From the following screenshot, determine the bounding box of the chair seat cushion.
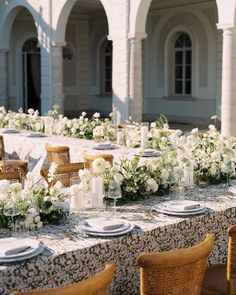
[202,264,227,294]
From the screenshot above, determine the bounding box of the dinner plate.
[160,200,204,213]
[28,132,45,138]
[0,238,42,259]
[76,223,135,237]
[2,129,19,134]
[93,145,116,150]
[78,218,132,234]
[0,243,44,263]
[153,204,207,216]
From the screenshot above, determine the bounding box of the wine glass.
[108,180,122,211]
[3,203,20,233]
[167,169,175,199]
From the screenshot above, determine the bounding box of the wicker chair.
[0,171,22,183]
[40,162,88,187]
[10,263,116,295]
[0,135,27,176]
[136,234,215,295]
[202,225,236,295]
[82,150,113,169]
[45,144,70,165]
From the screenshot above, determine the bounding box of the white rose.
[78,169,91,180]
[93,112,100,118]
[92,158,106,174]
[9,183,22,193]
[191,128,198,134]
[147,178,159,192]
[82,112,86,117]
[36,221,43,228]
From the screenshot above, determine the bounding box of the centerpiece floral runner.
[0,106,236,208]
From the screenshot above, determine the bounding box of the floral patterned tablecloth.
[0,184,236,294]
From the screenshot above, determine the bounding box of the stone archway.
[52,0,114,45]
[0,1,39,50]
[0,2,39,110]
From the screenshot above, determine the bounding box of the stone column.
[219,27,236,135]
[0,49,8,107]
[111,37,129,123]
[40,44,64,115]
[51,45,64,113]
[128,34,146,123]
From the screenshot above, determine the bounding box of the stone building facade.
[0,0,236,134]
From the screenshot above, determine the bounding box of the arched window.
[100,40,112,95]
[174,33,192,96]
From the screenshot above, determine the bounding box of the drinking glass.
[3,204,20,233]
[108,180,122,211]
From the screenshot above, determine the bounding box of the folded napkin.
[163,200,200,211]
[0,238,31,256]
[85,218,125,231]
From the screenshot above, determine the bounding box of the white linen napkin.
[86,218,125,231]
[163,200,200,211]
[0,238,31,256]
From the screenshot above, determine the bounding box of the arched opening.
[7,7,39,112]
[56,0,112,117]
[22,38,41,112]
[141,0,219,126]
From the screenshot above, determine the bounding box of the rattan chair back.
[82,151,113,169]
[41,162,87,187]
[0,171,22,183]
[0,135,27,175]
[10,263,116,295]
[227,225,236,294]
[0,135,6,168]
[45,144,70,165]
[136,234,214,295]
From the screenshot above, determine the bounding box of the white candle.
[184,166,194,187]
[117,129,124,145]
[141,123,149,148]
[44,116,53,135]
[92,176,104,208]
[70,194,83,210]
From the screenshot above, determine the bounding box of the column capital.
[51,41,67,48]
[217,22,235,31]
[128,32,147,41]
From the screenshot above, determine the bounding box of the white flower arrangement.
[0,168,69,231]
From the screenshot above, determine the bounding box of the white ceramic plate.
[0,243,44,263]
[2,129,19,134]
[28,132,45,138]
[0,238,42,259]
[77,223,135,237]
[93,145,116,150]
[153,204,207,216]
[77,218,131,234]
[159,200,204,213]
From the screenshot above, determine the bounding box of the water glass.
[3,204,20,233]
[108,180,122,211]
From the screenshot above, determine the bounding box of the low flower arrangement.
[0,171,69,230]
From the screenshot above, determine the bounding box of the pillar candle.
[141,123,149,148]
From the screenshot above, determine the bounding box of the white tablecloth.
[1,129,139,177]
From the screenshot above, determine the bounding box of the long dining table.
[0,129,137,178]
[1,184,236,294]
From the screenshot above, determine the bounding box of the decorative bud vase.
[197,175,208,188]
